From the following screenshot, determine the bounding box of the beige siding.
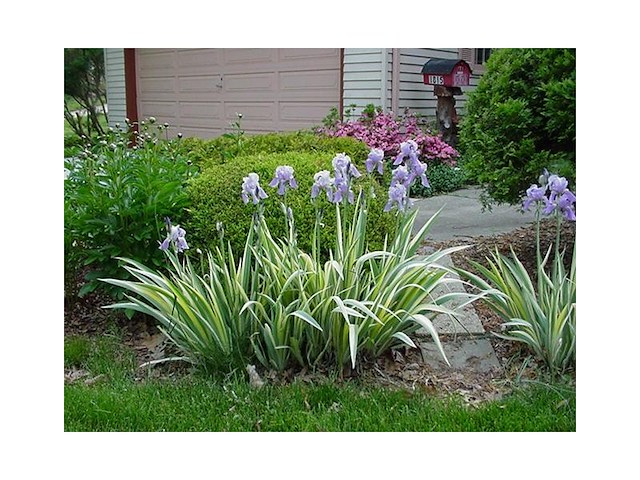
[343,48,482,122]
[342,48,387,117]
[397,48,457,118]
[104,48,126,127]
[135,48,341,138]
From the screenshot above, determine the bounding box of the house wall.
[342,48,482,120]
[341,48,389,118]
[103,48,485,137]
[104,48,126,127]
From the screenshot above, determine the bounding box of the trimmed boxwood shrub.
[176,131,369,169]
[458,48,576,205]
[184,151,396,256]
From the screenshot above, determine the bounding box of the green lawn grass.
[64,335,576,432]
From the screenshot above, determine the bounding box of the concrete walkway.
[411,187,534,372]
[411,187,536,242]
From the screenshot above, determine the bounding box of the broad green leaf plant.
[103,143,480,374]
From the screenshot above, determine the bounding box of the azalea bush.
[104,143,480,374]
[319,105,459,167]
[64,118,198,298]
[460,171,576,375]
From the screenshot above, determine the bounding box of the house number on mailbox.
[427,75,444,85]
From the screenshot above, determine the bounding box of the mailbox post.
[421,59,472,147]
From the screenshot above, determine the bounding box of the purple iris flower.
[390,165,411,187]
[241,172,268,205]
[394,139,419,166]
[269,165,298,195]
[542,188,576,221]
[332,153,361,179]
[365,148,385,174]
[548,175,569,195]
[523,184,548,211]
[410,160,430,188]
[384,183,410,212]
[311,170,334,201]
[557,190,576,221]
[332,175,355,204]
[159,223,189,253]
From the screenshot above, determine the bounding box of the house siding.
[396,48,480,119]
[343,48,481,121]
[342,48,389,117]
[104,48,126,127]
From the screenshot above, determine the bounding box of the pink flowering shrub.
[319,107,459,167]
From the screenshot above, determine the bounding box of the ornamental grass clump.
[103,147,480,374]
[460,170,576,375]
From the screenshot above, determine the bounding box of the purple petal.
[177,237,189,252]
[563,207,576,221]
[365,158,375,173]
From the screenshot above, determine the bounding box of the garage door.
[135,48,342,139]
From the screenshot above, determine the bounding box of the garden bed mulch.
[64,219,575,405]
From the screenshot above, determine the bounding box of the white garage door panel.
[223,48,277,66]
[225,73,275,93]
[139,101,177,117]
[177,76,221,94]
[139,77,175,94]
[179,103,223,129]
[137,48,341,137]
[279,49,340,67]
[279,70,340,99]
[225,102,275,121]
[280,102,336,122]
[176,49,223,74]
[137,51,175,75]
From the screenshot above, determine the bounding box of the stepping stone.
[415,253,485,336]
[418,338,502,373]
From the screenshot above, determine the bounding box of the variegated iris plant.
[103,149,478,373]
[460,171,576,376]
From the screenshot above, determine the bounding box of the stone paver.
[407,187,533,375]
[419,338,502,372]
[416,253,485,336]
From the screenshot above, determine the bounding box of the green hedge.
[458,48,576,205]
[184,151,396,256]
[176,131,370,169]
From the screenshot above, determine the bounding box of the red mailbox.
[420,59,473,147]
[421,59,472,88]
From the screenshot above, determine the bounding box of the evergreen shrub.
[458,48,576,205]
[185,151,395,256]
